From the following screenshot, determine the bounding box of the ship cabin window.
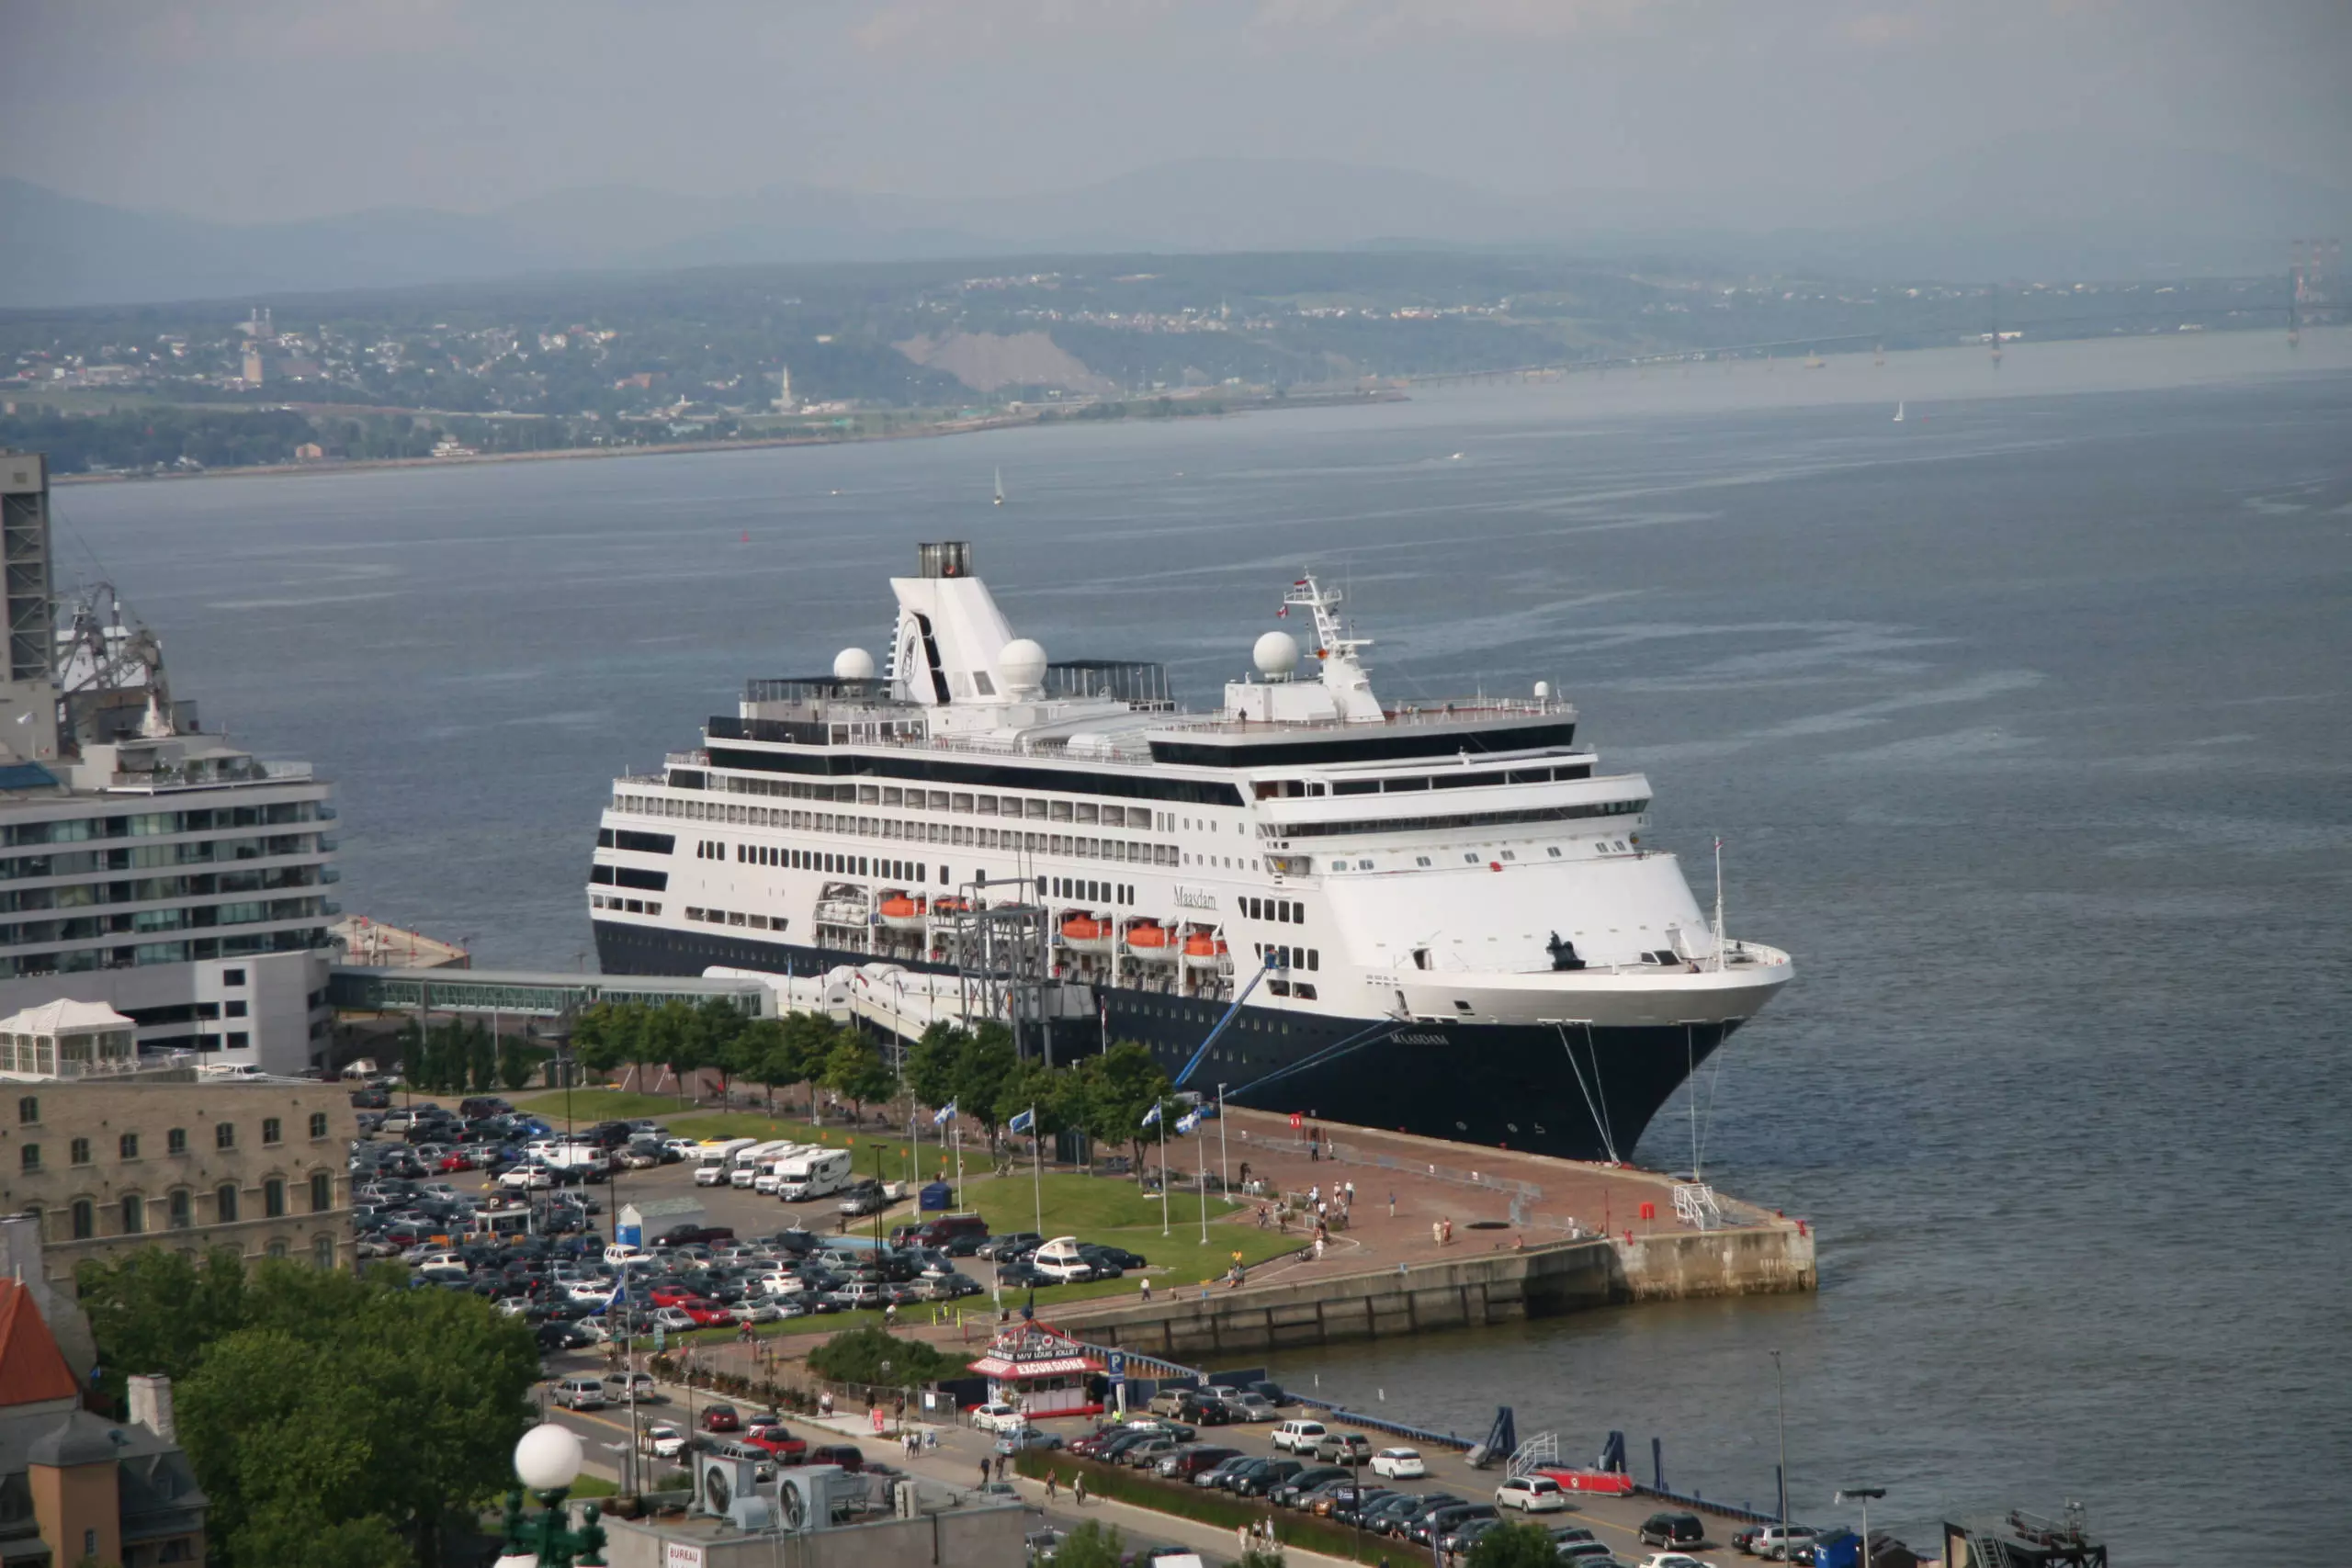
[1074,802,1096,824]
[1500,850,1517,861]
[1049,800,1073,822]
[1464,853,1480,863]
[976,795,998,815]
[1026,798,1047,819]
[1548,846,1562,857]
[1416,856,1431,867]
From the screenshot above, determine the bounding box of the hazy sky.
[3,0,2345,220]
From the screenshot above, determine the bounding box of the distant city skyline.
[2,0,2345,224]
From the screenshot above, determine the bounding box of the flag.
[1176,1111,1202,1135]
[1140,1102,1161,1129]
[1008,1108,1035,1135]
[1276,604,1288,617]
[932,1100,956,1125]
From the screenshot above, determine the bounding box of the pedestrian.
[1140,1278,1153,1303]
[1046,1470,1059,1504]
[1313,1235,1326,1261]
[1388,1190,1396,1219]
[1238,1524,1253,1557]
[820,1391,834,1416]
[1073,1473,1088,1507]
[885,1302,898,1327]
[980,1457,992,1489]
[1431,1219,1444,1247]
[1345,1179,1356,1206]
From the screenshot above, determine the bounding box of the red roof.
[0,1281,77,1407]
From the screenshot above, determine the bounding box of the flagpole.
[1713,836,1725,973]
[1030,1104,1043,1237]
[1198,1148,1208,1245]
[1159,1106,1170,1238]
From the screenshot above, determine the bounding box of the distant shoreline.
[49,388,1408,487]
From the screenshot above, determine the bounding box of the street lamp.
[496,1423,607,1566]
[1770,1349,1788,1551]
[1837,1487,1885,1568]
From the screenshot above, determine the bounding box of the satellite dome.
[1253,630,1301,678]
[832,648,876,681]
[997,637,1048,694]
[1533,680,1551,700]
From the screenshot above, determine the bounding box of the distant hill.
[3,140,2344,309]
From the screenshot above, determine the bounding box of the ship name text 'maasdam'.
[590,540,1791,1162]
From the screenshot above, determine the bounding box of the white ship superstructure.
[592,541,1790,1159]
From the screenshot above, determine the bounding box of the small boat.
[1892,400,1905,423]
[993,468,1005,506]
[876,895,926,931]
[1125,921,1175,961]
[1181,931,1228,971]
[928,896,970,918]
[1061,915,1113,953]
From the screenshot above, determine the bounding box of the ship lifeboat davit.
[1060,915,1114,953]
[1125,920,1176,961]
[877,894,926,931]
[1182,931,1228,971]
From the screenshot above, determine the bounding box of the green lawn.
[967,1171,1300,1307]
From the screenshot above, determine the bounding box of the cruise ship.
[590,541,1791,1162]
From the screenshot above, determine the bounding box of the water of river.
[54,328,2352,1559]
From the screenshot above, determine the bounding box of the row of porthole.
[42,1172,335,1240]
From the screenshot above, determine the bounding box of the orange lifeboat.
[1181,931,1228,971]
[877,894,925,931]
[1060,915,1114,953]
[1125,920,1175,961]
[929,896,970,917]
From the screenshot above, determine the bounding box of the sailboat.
[1892,401,1905,423]
[992,468,1005,506]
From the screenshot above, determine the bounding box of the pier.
[1057,1108,1815,1356]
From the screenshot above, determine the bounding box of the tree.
[83,1253,540,1568]
[72,1246,248,1400]
[1079,1042,1173,1176]
[803,1323,967,1385]
[821,1032,894,1120]
[777,1011,838,1113]
[904,1021,964,1112]
[950,1024,1020,1145]
[1049,1521,1126,1568]
[727,1016,787,1105]
[1467,1521,1562,1568]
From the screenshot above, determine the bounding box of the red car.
[647,1284,696,1307]
[678,1300,736,1328]
[437,1152,477,1173]
[699,1404,741,1433]
[742,1421,808,1462]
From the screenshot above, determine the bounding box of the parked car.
[1269,1466,1350,1507]
[601,1371,659,1404]
[1370,1447,1426,1479]
[1225,1392,1279,1422]
[1231,1458,1302,1497]
[1415,1504,1498,1548]
[1638,1556,1710,1568]
[1270,1419,1329,1453]
[976,1232,1042,1261]
[639,1423,686,1459]
[1745,1526,1821,1561]
[1639,1513,1707,1550]
[698,1404,742,1433]
[1157,1445,1240,1482]
[1313,1431,1374,1464]
[994,1427,1066,1453]
[969,1402,1027,1435]
[806,1443,866,1472]
[1496,1474,1572,1513]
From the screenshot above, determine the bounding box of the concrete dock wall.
[1057,1222,1815,1359]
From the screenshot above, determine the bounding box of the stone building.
[0,1079,356,1280]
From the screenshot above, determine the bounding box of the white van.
[1271,1419,1329,1453]
[776,1149,853,1201]
[1030,1236,1091,1283]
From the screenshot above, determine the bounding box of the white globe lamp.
[832,647,876,681]
[514,1422,584,1494]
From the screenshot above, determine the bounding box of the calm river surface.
[57,329,2352,1560]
